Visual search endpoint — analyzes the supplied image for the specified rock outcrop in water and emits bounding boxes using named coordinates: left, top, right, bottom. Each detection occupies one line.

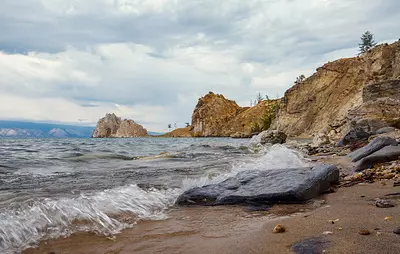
left=176, top=164, right=339, bottom=206
left=190, top=92, right=279, bottom=137
left=272, top=41, right=400, bottom=143
left=92, top=113, right=148, bottom=138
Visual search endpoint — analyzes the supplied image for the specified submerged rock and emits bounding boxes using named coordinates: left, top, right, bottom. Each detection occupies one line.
left=176, top=164, right=339, bottom=206
left=348, top=137, right=398, bottom=162
left=354, top=145, right=400, bottom=172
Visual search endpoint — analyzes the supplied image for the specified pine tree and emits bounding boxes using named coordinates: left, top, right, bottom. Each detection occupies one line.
left=256, top=92, right=263, bottom=104
left=359, top=31, right=377, bottom=54
left=295, top=74, right=305, bottom=84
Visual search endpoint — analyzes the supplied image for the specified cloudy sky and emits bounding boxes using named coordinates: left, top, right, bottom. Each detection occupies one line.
left=0, top=0, right=399, bottom=131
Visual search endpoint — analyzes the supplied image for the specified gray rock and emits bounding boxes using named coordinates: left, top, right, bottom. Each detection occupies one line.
left=176, top=164, right=339, bottom=206
left=354, top=145, right=400, bottom=172
left=337, top=127, right=371, bottom=147
left=258, top=130, right=287, bottom=145
left=375, top=199, right=395, bottom=208
left=292, top=237, right=329, bottom=254
left=376, top=127, right=397, bottom=134
left=348, top=137, right=398, bottom=162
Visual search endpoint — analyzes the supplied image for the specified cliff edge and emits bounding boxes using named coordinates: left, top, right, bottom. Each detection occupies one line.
left=272, top=41, right=400, bottom=142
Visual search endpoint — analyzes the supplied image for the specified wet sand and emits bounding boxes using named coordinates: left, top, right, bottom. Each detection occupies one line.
left=24, top=180, right=400, bottom=254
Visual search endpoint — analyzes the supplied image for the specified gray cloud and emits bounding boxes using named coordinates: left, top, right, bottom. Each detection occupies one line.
left=0, top=0, right=399, bottom=131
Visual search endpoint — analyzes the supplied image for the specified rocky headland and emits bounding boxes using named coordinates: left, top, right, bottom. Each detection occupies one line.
left=92, top=113, right=148, bottom=138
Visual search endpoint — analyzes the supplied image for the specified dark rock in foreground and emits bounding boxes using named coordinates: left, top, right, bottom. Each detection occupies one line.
left=337, top=127, right=371, bottom=147
left=176, top=164, right=339, bottom=206
left=348, top=137, right=398, bottom=162
left=291, top=237, right=329, bottom=254
left=354, top=145, right=400, bottom=172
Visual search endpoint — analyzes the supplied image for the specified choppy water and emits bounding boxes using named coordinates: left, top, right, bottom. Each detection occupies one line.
left=0, top=138, right=307, bottom=253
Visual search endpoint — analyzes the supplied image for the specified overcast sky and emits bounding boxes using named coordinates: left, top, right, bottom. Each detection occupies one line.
left=0, top=0, right=399, bottom=131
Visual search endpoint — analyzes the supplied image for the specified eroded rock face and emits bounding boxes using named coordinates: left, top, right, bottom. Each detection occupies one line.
left=191, top=92, right=279, bottom=137
left=272, top=42, right=400, bottom=142
left=176, top=164, right=339, bottom=206
left=92, top=113, right=148, bottom=138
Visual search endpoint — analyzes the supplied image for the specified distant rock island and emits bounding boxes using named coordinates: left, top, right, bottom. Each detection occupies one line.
left=92, top=113, right=148, bottom=138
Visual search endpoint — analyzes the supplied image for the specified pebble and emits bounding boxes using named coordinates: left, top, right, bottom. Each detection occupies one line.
left=358, top=229, right=371, bottom=235
left=385, top=216, right=392, bottom=221
left=375, top=199, right=395, bottom=208
left=393, top=227, right=400, bottom=235
left=322, top=231, right=333, bottom=235
left=272, top=224, right=286, bottom=233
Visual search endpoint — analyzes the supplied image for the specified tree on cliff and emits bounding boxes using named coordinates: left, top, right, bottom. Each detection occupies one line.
left=359, top=31, right=377, bottom=54
left=295, top=74, right=305, bottom=84
left=256, top=92, right=263, bottom=104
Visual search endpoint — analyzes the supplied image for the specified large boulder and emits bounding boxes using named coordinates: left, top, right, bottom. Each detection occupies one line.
left=348, top=137, right=398, bottom=162
left=176, top=164, right=339, bottom=206
left=354, top=145, right=400, bottom=172
left=254, top=130, right=287, bottom=145
left=92, top=113, right=148, bottom=138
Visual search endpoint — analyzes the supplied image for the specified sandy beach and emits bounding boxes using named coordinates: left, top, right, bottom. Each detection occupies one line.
left=23, top=177, right=400, bottom=254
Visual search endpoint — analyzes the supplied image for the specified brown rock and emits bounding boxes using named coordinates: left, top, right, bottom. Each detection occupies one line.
left=272, top=224, right=286, bottom=233
left=190, top=92, right=279, bottom=137
left=92, top=113, right=148, bottom=138
left=272, top=41, right=400, bottom=141
left=358, top=229, right=371, bottom=235
left=162, top=127, right=192, bottom=138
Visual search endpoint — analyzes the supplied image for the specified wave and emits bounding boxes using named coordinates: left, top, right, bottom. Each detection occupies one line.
left=182, top=144, right=308, bottom=190
left=0, top=185, right=181, bottom=253
left=65, top=153, right=134, bottom=161
left=0, top=144, right=308, bottom=253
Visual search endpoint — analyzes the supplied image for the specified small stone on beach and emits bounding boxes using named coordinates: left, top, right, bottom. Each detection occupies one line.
left=393, top=227, right=400, bottom=235
left=273, top=224, right=286, bottom=233
left=358, top=229, right=371, bottom=235
left=375, top=199, right=395, bottom=208
left=322, top=231, right=333, bottom=235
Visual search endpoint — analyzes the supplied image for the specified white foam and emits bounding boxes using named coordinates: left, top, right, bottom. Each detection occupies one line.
left=0, top=144, right=307, bottom=253
left=0, top=185, right=181, bottom=253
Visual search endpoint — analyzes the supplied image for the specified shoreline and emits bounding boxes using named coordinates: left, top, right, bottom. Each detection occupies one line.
left=22, top=152, right=400, bottom=253
left=23, top=180, right=400, bottom=254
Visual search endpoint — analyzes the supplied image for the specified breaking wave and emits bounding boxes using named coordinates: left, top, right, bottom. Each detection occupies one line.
left=0, top=143, right=307, bottom=253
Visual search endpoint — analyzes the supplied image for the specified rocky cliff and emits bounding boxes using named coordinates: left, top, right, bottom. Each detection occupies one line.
left=92, top=113, right=148, bottom=138
left=190, top=92, right=279, bottom=137
left=272, top=41, right=400, bottom=143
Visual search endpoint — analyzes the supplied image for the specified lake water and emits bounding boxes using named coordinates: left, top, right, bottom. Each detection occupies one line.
left=0, top=138, right=307, bottom=253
